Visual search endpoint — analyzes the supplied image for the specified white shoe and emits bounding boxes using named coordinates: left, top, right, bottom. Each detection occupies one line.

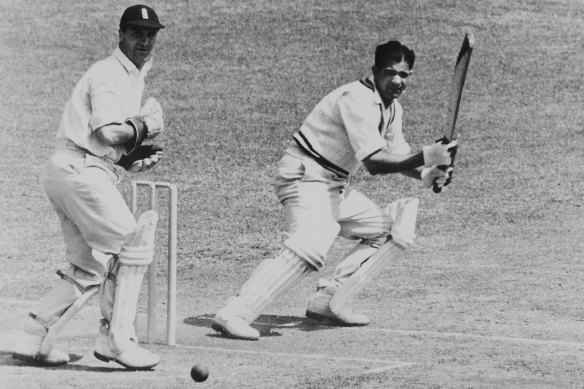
left=306, top=285, right=370, bottom=326
left=211, top=312, right=260, bottom=341
left=11, top=318, right=70, bottom=366
left=93, top=324, right=160, bottom=370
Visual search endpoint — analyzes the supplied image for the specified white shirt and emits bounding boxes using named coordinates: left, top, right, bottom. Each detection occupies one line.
left=293, top=75, right=411, bottom=176
left=56, top=48, right=152, bottom=163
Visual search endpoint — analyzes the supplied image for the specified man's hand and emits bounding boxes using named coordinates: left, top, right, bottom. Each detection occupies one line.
left=421, top=165, right=452, bottom=190
left=116, top=144, right=163, bottom=173
left=422, top=138, right=458, bottom=167
left=140, top=97, right=164, bottom=139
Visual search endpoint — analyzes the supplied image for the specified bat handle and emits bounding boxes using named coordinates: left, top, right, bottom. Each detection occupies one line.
left=431, top=137, right=459, bottom=193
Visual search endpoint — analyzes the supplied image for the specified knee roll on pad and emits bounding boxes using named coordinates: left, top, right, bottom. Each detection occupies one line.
left=386, top=197, right=419, bottom=249
left=117, top=210, right=159, bottom=266
left=284, top=237, right=324, bottom=270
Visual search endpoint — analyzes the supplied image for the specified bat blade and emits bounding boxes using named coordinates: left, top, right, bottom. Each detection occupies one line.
left=445, top=31, right=475, bottom=141
left=433, top=32, right=475, bottom=193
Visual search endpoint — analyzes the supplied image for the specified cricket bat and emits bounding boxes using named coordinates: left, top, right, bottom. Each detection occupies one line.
left=433, top=31, right=475, bottom=193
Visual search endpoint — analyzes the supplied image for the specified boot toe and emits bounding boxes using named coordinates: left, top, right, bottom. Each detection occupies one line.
left=212, top=316, right=260, bottom=340
left=306, top=299, right=370, bottom=326
left=12, top=350, right=70, bottom=366
left=114, top=345, right=161, bottom=370
left=11, top=329, right=70, bottom=366
left=94, top=332, right=160, bottom=370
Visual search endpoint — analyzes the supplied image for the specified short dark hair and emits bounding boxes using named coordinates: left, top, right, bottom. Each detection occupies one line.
left=375, top=41, right=415, bottom=69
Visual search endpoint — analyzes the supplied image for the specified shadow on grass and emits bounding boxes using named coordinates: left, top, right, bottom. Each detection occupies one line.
left=0, top=351, right=141, bottom=372
left=185, top=313, right=338, bottom=338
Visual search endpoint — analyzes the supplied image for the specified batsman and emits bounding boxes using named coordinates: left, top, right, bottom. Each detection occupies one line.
left=11, top=5, right=167, bottom=369
left=213, top=40, right=459, bottom=340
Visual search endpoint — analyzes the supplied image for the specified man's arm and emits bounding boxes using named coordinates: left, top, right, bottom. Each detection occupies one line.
left=95, top=116, right=149, bottom=154
left=94, top=123, right=136, bottom=147
left=362, top=148, right=424, bottom=175
left=363, top=138, right=456, bottom=176
left=365, top=155, right=450, bottom=191
left=400, top=167, right=422, bottom=180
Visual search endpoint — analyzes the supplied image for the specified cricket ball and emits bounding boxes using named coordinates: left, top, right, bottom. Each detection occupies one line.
left=190, top=364, right=209, bottom=382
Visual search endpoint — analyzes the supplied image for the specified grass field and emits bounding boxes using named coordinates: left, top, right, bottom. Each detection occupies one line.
left=1, top=0, right=583, bottom=388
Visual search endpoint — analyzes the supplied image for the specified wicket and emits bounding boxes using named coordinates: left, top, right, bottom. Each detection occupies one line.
left=130, top=180, right=178, bottom=346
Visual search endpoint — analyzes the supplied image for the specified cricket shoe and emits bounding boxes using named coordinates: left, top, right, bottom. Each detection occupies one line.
left=211, top=312, right=260, bottom=341
left=93, top=323, right=160, bottom=370
left=11, top=317, right=70, bottom=366
left=305, top=284, right=370, bottom=326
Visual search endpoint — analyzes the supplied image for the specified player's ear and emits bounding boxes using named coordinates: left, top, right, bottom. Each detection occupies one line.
left=371, top=65, right=378, bottom=75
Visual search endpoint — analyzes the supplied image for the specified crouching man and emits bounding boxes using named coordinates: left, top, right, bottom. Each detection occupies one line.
left=11, top=4, right=167, bottom=369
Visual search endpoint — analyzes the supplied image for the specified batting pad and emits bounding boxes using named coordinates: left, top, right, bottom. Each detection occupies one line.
left=221, top=248, right=314, bottom=323
left=329, top=241, right=403, bottom=315
left=101, top=262, right=147, bottom=354
left=99, top=211, right=158, bottom=353
left=329, top=198, right=419, bottom=315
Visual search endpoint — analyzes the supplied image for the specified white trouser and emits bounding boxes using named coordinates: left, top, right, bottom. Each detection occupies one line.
left=42, top=146, right=136, bottom=279
left=274, top=144, right=391, bottom=276
left=32, top=146, right=135, bottom=328
left=32, top=265, right=101, bottom=328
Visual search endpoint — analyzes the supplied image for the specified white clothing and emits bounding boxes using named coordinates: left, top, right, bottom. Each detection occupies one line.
left=56, top=48, right=152, bottom=163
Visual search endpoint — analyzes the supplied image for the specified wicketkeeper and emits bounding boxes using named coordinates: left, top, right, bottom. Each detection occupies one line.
left=212, top=40, right=458, bottom=340
left=11, top=5, right=167, bottom=369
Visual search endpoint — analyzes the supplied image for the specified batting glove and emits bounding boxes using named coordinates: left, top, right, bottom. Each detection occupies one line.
left=116, top=144, right=163, bottom=173
left=422, top=138, right=458, bottom=167
left=421, top=165, right=449, bottom=189
left=432, top=166, right=455, bottom=193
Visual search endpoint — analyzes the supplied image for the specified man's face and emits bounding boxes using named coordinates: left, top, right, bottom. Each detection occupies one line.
left=119, top=26, right=159, bottom=69
left=373, top=58, right=412, bottom=106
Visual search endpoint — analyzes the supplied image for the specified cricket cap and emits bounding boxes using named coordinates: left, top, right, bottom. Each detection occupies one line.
left=120, top=5, right=165, bottom=30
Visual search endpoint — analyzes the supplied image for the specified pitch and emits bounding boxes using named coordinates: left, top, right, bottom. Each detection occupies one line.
left=1, top=0, right=583, bottom=388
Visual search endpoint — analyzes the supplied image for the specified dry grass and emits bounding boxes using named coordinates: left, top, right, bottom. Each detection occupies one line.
left=1, top=0, right=583, bottom=388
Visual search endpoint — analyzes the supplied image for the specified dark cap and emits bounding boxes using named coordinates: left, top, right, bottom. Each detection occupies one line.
left=120, top=4, right=165, bottom=30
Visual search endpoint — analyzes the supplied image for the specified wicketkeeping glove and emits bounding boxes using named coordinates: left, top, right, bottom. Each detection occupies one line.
left=116, top=144, right=163, bottom=173
left=140, top=97, right=164, bottom=139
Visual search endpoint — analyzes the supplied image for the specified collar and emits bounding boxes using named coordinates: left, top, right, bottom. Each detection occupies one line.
left=364, top=75, right=387, bottom=108
left=367, top=74, right=395, bottom=111
left=113, top=47, right=153, bottom=77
